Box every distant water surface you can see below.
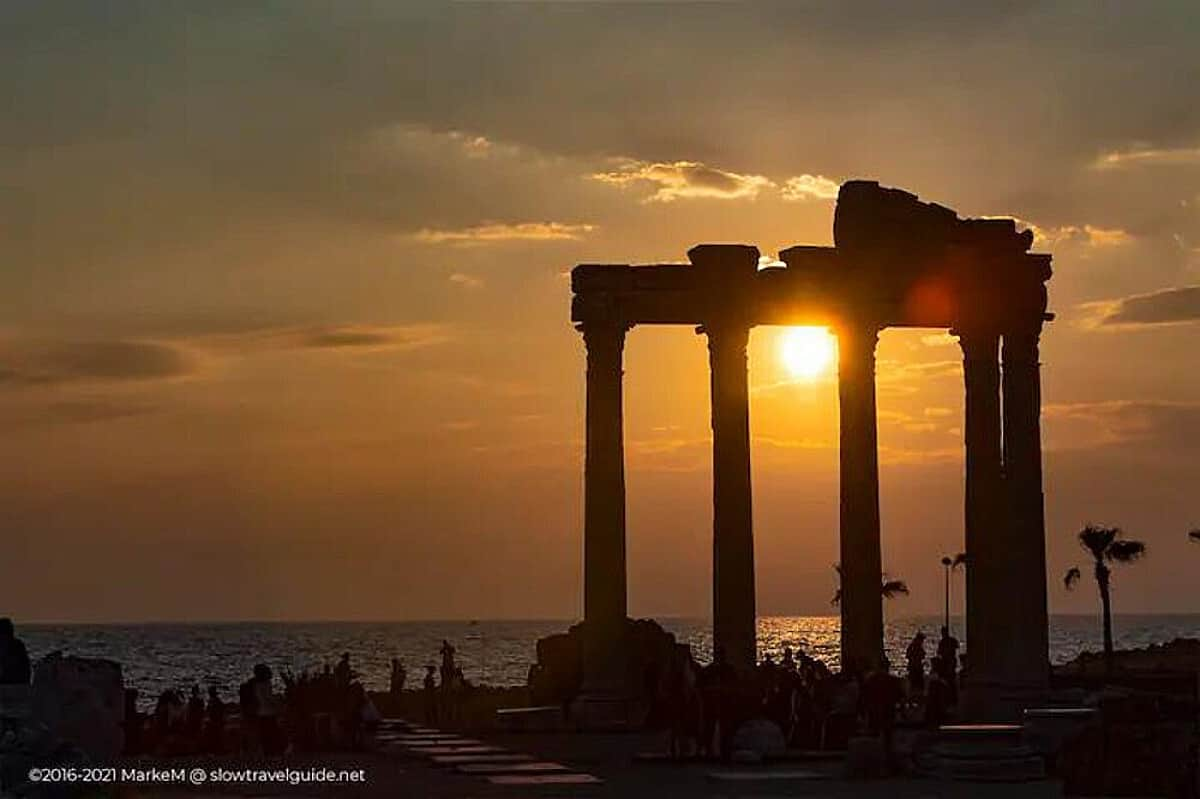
[22,615,1200,705]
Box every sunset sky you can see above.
[3,2,1198,622]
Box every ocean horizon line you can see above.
[20,611,1200,627]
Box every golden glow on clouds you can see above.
[591,159,773,202]
[1093,145,1200,169]
[780,174,840,201]
[779,326,835,380]
[413,221,596,245]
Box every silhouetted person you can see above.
[666,645,702,759]
[422,665,438,724]
[781,646,797,673]
[439,640,456,689]
[250,664,282,755]
[925,657,948,729]
[906,631,927,693]
[390,658,407,696]
[936,627,959,680]
[204,686,225,753]
[862,658,903,772]
[186,684,204,740]
[937,626,960,705]
[823,671,859,750]
[0,618,30,685]
[699,646,737,759]
[334,652,353,688]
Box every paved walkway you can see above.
[130,718,1066,797]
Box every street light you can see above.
[941,553,966,633]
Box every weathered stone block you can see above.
[30,653,124,760]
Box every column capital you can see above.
[577,320,630,349]
[954,327,1001,359]
[837,323,881,351]
[698,320,751,350]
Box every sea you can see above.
[21,615,1200,705]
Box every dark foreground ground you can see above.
[122,726,1063,799]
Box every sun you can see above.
[779,326,835,380]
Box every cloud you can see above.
[0,339,196,387]
[876,359,961,383]
[300,329,395,349]
[591,159,773,202]
[780,174,840,201]
[412,222,596,245]
[1044,400,1200,453]
[448,272,486,289]
[1093,145,1200,169]
[231,324,452,353]
[1083,285,1200,328]
[1026,223,1133,248]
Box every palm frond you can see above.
[1078,525,1119,560]
[881,580,909,598]
[1064,566,1081,589]
[952,552,967,569]
[1188,529,1200,543]
[1106,539,1146,563]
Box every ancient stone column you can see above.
[580,321,628,631]
[837,323,884,672]
[958,329,1006,715]
[706,322,757,671]
[1001,327,1050,691]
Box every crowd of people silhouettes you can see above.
[654,626,964,764]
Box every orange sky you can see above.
[2,2,1198,621]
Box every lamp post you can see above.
[941,553,966,634]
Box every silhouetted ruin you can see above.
[570,181,1053,722]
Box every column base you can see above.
[962,678,1051,722]
[569,692,647,731]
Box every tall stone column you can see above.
[706,322,757,671]
[837,324,884,672]
[1001,328,1050,690]
[958,329,1006,716]
[580,321,629,631]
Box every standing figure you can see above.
[251,664,283,755]
[422,665,438,724]
[389,658,407,696]
[924,658,948,729]
[905,632,927,694]
[936,626,960,704]
[334,653,353,688]
[204,686,226,753]
[438,640,456,688]
[186,685,205,741]
[862,658,903,773]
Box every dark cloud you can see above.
[0,340,195,386]
[1045,400,1200,453]
[1094,285,1200,327]
[257,324,451,353]
[301,329,396,349]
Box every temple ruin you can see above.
[569,181,1054,718]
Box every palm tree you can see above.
[1063,525,1147,669]
[1188,529,1200,544]
[831,563,910,606]
[940,552,967,632]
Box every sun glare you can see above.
[780,327,835,380]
